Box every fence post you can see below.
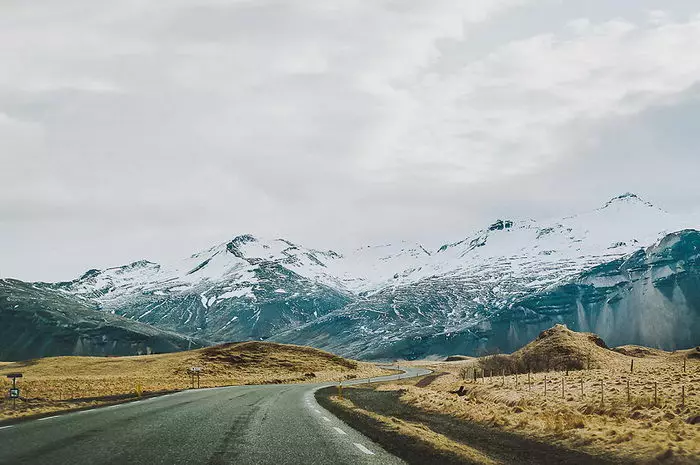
[561,376,565,399]
[630,359,634,374]
[654,382,658,405]
[502,369,505,386]
[682,386,685,408]
[683,359,686,373]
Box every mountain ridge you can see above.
[2,193,699,360]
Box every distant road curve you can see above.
[0,366,430,465]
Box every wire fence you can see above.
[456,358,697,410]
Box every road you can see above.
[0,367,430,465]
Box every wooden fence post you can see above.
[630,359,634,374]
[561,376,565,399]
[681,386,685,408]
[544,375,547,396]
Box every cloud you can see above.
[2,1,700,280]
[375,13,700,184]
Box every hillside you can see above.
[0,341,390,421]
[326,326,700,464]
[0,279,205,361]
[2,193,699,360]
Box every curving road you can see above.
[0,367,430,465]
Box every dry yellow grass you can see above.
[390,327,700,464]
[0,341,390,421]
[329,395,500,465]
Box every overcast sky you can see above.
[3,0,700,281]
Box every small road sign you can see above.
[6,374,22,409]
[189,367,203,389]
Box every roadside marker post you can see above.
[6,373,23,409]
[189,367,202,389]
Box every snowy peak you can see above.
[600,193,660,210]
[57,194,698,306]
[225,234,258,258]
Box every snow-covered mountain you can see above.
[4,193,699,360]
[0,278,205,361]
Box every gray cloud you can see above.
[2,0,700,281]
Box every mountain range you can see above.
[2,193,699,361]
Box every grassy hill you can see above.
[330,325,700,464]
[0,341,389,421]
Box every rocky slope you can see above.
[0,279,205,361]
[3,193,699,360]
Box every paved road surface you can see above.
[0,367,430,465]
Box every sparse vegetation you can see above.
[0,341,389,421]
[338,326,700,464]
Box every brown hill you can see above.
[478,324,625,373]
[0,341,388,421]
[613,344,668,358]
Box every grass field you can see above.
[341,326,700,464]
[0,341,390,421]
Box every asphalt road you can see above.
[0,367,430,465]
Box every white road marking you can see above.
[354,443,375,455]
[314,409,321,414]
[38,416,58,421]
[0,425,14,430]
[322,416,331,422]
[333,427,347,435]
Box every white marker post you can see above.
[189,367,202,389]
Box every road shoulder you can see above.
[316,386,630,465]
